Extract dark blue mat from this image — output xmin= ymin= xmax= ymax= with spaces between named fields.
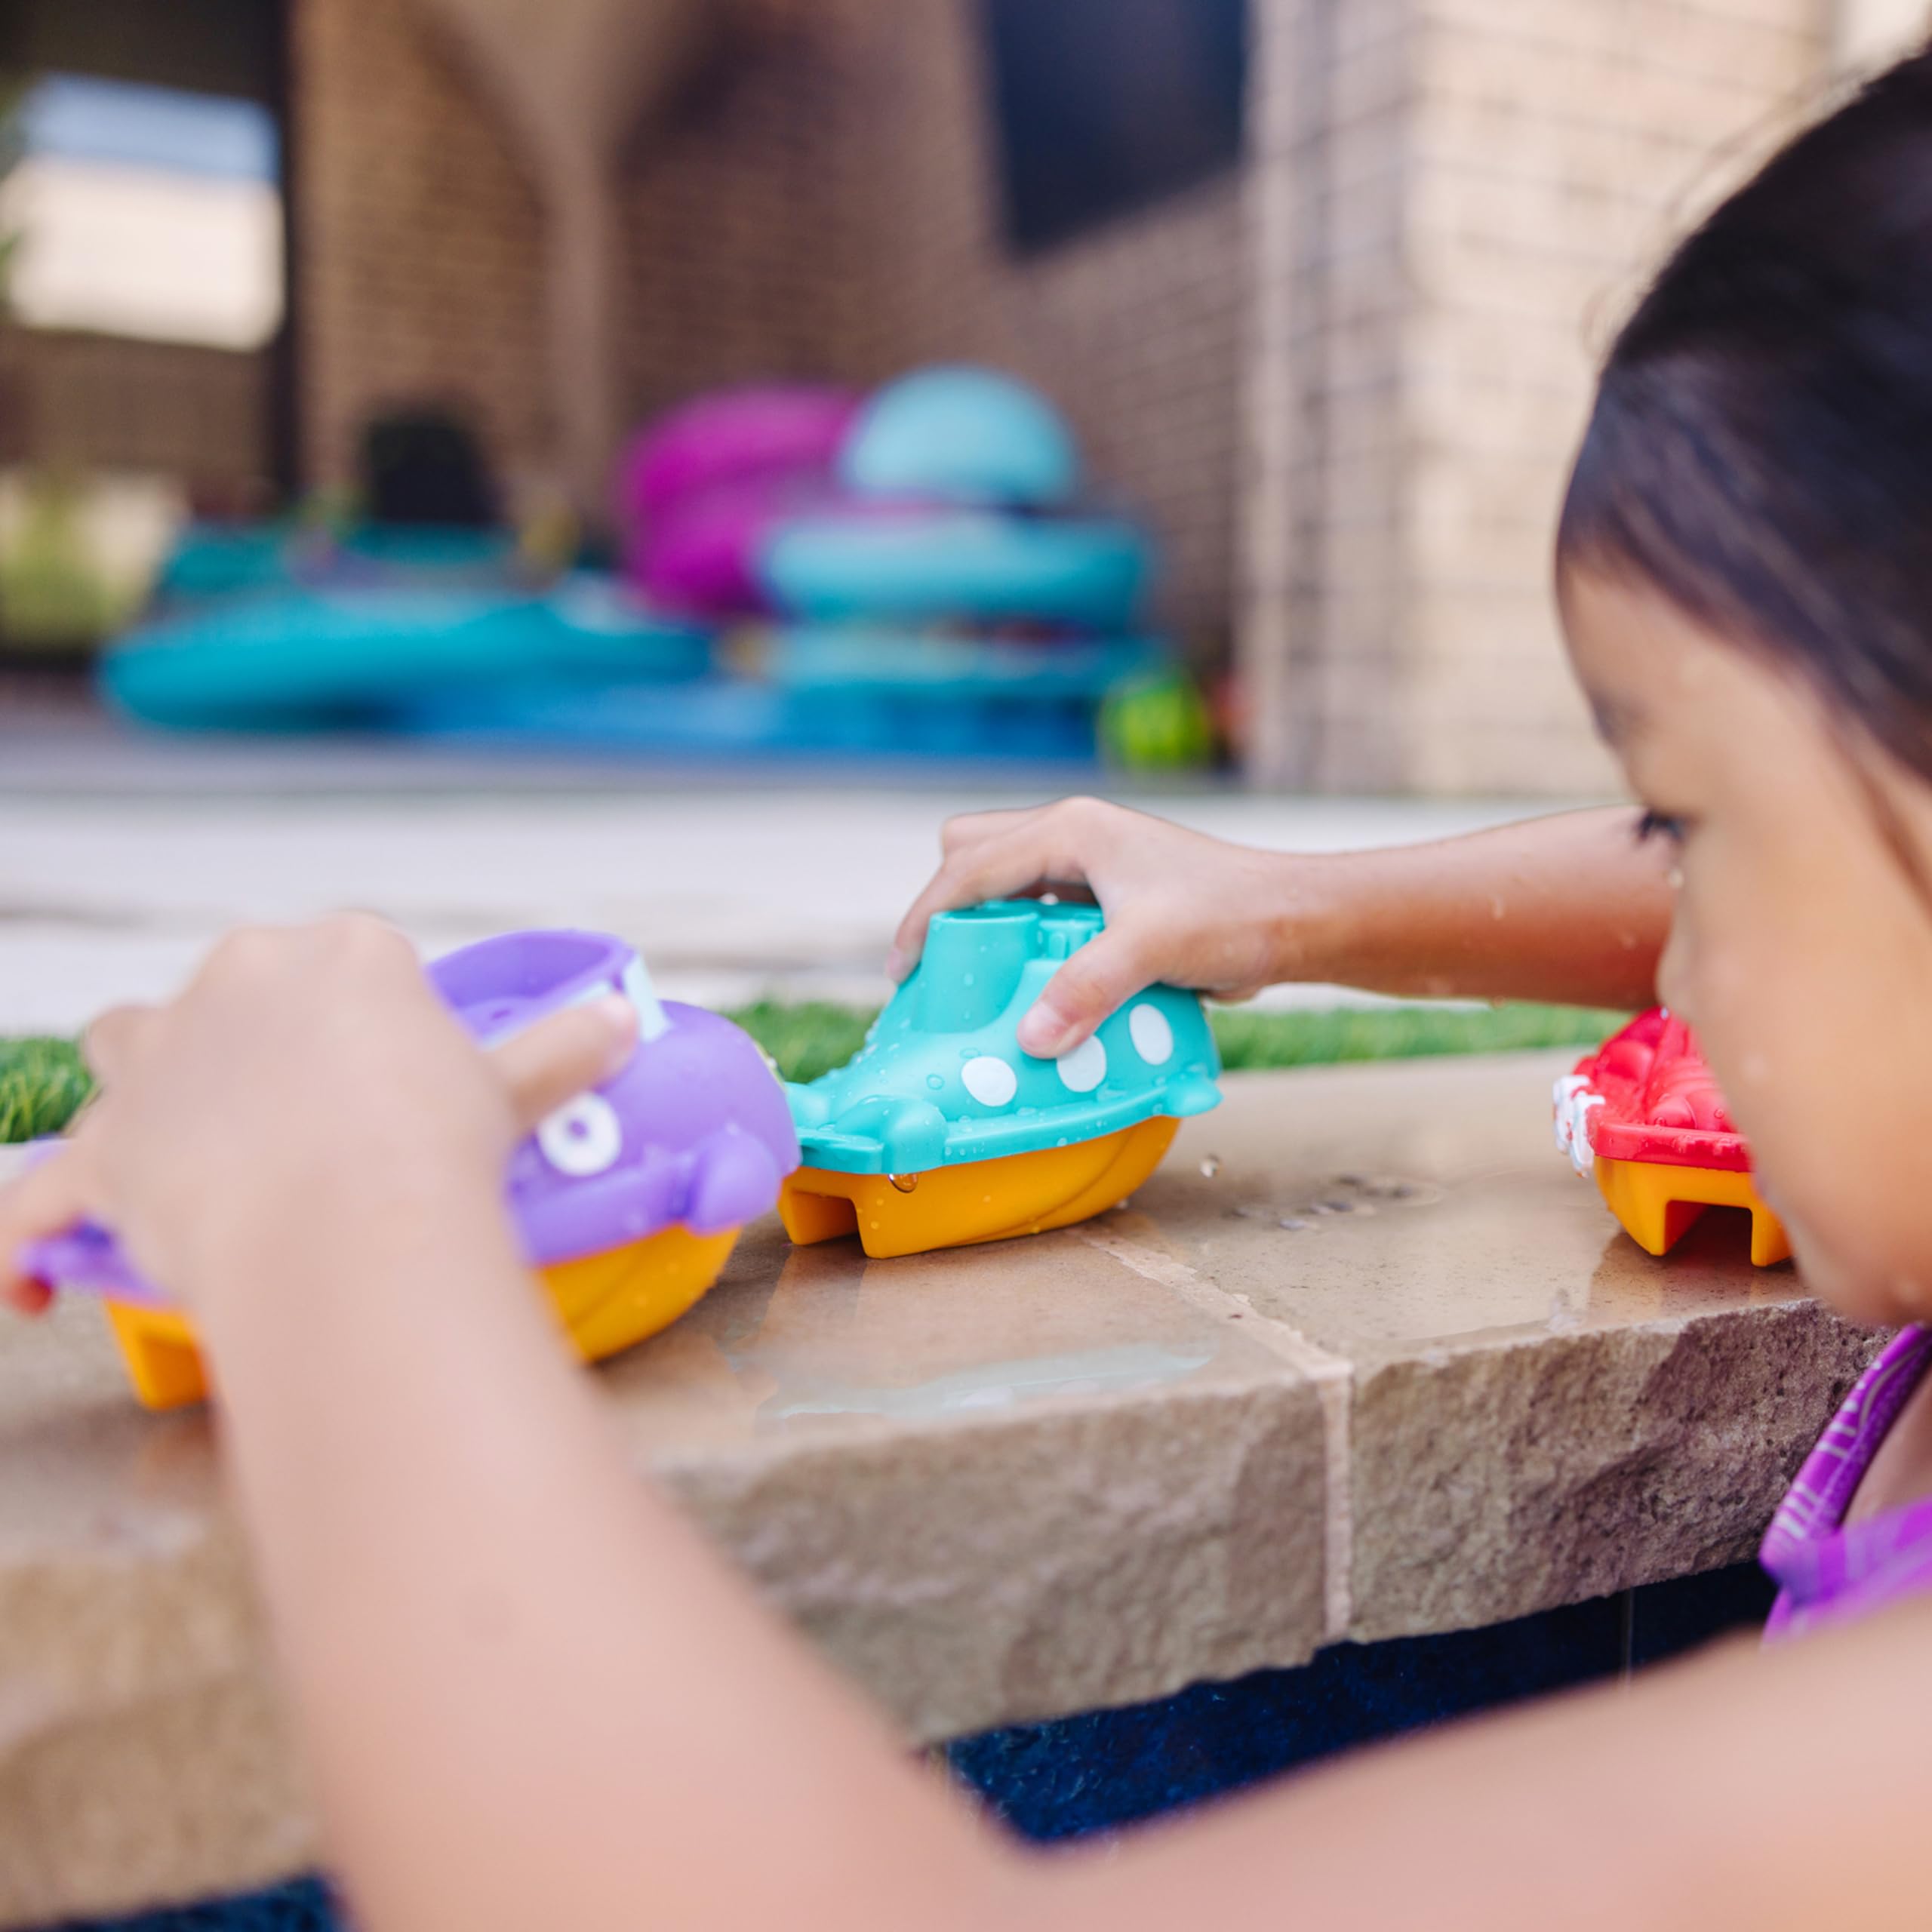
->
xmin=947 ymin=1562 xmax=1774 ymax=1840
xmin=63 ymin=1564 xmax=1773 ymax=1924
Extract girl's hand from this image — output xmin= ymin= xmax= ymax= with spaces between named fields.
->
xmin=0 ymin=916 xmax=637 ymax=1321
xmin=888 ymin=800 xmax=1679 ymax=1054
xmin=887 ymin=798 xmax=1299 ymax=1057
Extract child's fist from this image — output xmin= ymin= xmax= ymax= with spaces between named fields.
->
xmin=888 ymin=798 xmax=1294 ymax=1057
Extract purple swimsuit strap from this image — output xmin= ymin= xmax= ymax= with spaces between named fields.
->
xmin=1761 ymin=1324 xmax=1932 ymax=1639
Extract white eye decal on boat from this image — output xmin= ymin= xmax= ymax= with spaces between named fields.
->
xmin=537 ymin=1093 xmax=624 ymax=1177
xmin=1056 ymin=1035 xmax=1106 ymax=1094
xmin=1128 ymin=1003 xmax=1174 ymax=1066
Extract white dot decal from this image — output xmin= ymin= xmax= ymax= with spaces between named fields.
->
xmin=1128 ymin=1003 xmax=1174 ymax=1066
xmin=537 ymin=1093 xmax=623 ymax=1177
xmin=961 ymin=1055 xmax=1019 ymax=1107
xmin=1056 ymin=1035 xmax=1106 ymax=1094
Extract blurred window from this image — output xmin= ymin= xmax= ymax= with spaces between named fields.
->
xmin=2 ymin=73 xmax=282 ymax=349
xmin=980 ymin=0 xmax=1246 ymax=253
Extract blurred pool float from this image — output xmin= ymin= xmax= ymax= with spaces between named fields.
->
xmin=760 ymin=510 xmax=1152 ymax=630
xmin=101 ymin=575 xmax=710 ymax=731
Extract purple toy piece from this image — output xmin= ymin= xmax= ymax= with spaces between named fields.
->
xmin=18 ymin=931 xmax=800 ymax=1305
xmin=617 ymin=386 xmax=860 ymax=531
xmin=627 ymin=476 xmax=814 ymax=617
xmin=18 ymin=1213 xmax=171 ymax=1309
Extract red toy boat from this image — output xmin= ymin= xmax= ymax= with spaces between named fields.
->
xmin=1555 ymin=1008 xmax=1789 ymax=1266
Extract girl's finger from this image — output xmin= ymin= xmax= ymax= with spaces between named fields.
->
xmin=493 ymin=995 xmax=639 ymax=1134
xmin=1014 ymin=924 xmax=1157 ymax=1059
xmin=938 ymin=807 xmax=1038 ymax=856
xmin=887 ymin=829 xmax=1091 ymax=983
xmin=83 ymin=1004 xmax=160 ymax=1084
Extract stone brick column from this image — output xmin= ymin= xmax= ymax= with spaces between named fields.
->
xmin=1241 ymin=0 xmax=1830 ymax=795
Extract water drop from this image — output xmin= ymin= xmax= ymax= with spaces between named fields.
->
xmin=1200 ymin=1155 xmax=1223 ymax=1178
xmin=888 ymin=1174 xmax=919 ymax=1193
xmin=926 ymin=1074 xmax=945 ymax=1091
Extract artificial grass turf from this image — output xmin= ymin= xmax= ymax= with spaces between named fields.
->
xmin=0 ymin=1003 xmax=1624 ymax=1146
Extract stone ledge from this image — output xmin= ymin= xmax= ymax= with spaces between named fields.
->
xmin=0 ymin=1053 xmax=1881 ymax=1923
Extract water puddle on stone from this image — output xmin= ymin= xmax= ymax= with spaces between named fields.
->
xmin=753 ymin=1341 xmax=1217 ymax=1426
xmin=1223 ymin=1170 xmax=1447 ymax=1232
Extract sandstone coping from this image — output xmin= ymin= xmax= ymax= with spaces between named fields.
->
xmin=0 ymin=1053 xmax=1880 ymax=1925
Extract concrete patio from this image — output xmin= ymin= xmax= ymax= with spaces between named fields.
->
xmin=0 ymin=698 xmax=1558 ymax=1034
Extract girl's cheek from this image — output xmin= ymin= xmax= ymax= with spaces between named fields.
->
xmin=1655 ymin=918 xmax=1694 ymax=1023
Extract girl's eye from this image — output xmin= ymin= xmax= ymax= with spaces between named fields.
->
xmin=1635 ymin=808 xmax=1687 ymax=845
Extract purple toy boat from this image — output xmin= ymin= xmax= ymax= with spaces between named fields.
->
xmin=20 ymin=931 xmax=799 ymax=1410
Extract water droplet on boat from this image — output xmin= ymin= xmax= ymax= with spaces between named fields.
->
xmin=926 ymin=1074 xmax=945 ymax=1090
xmin=1200 ymin=1155 xmax=1223 ymax=1178
xmin=888 ymin=1174 xmax=919 ymax=1193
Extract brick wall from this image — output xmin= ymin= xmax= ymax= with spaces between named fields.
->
xmin=1401 ymin=0 xmax=1826 ymax=795
xmin=613 ymin=0 xmax=1247 ymax=641
xmin=288 ymin=0 xmax=1860 ymax=792
xmin=812 ymin=0 xmax=1246 ymax=644
xmin=0 ymin=329 xmax=271 ymax=509
xmin=1243 ymin=0 xmax=1830 ymax=794
xmin=292 ymin=0 xmax=549 ymax=503
xmin=294 ymin=0 xmax=1244 ymax=635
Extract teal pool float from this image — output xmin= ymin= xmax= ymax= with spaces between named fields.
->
xmin=760 ymin=512 xmax=1153 ymax=630
xmin=103 ymin=576 xmax=709 ymax=731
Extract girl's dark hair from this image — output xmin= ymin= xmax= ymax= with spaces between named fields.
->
xmin=1561 ymin=49 xmax=1932 ymax=780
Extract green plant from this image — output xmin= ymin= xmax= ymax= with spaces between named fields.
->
xmin=0 ymin=75 xmax=24 ymax=312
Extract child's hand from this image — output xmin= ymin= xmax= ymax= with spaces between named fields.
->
xmin=888 ymin=798 xmax=1294 ymax=1057
xmin=0 ymin=916 xmax=636 ymax=1319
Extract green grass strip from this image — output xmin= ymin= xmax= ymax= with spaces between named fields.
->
xmin=724 ymin=1001 xmax=878 ymax=1087
xmin=0 ymin=1002 xmax=1625 ymax=1146
xmin=1204 ymin=1001 xmax=1625 ymax=1072
xmin=0 ymin=1038 xmax=93 ymax=1146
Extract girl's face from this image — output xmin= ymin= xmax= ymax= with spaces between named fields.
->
xmin=1561 ymin=566 xmax=1932 ymax=1324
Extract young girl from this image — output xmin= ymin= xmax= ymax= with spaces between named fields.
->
xmin=11 ymin=50 xmax=1932 ymax=1932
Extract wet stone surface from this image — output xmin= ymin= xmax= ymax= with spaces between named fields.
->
xmin=0 ymin=1052 xmax=1882 ymax=1924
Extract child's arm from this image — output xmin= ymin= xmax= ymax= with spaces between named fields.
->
xmin=0 ymin=921 xmax=1018 ymax=1932
xmin=889 ymin=801 xmax=1674 ymax=1057
xmin=10 ymin=918 xmax=1926 ymax=1932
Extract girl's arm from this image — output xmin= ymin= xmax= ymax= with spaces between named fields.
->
xmin=191 ymin=1182 xmax=1932 ymax=1932
xmin=889 ymin=801 xmax=1675 ymax=1057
